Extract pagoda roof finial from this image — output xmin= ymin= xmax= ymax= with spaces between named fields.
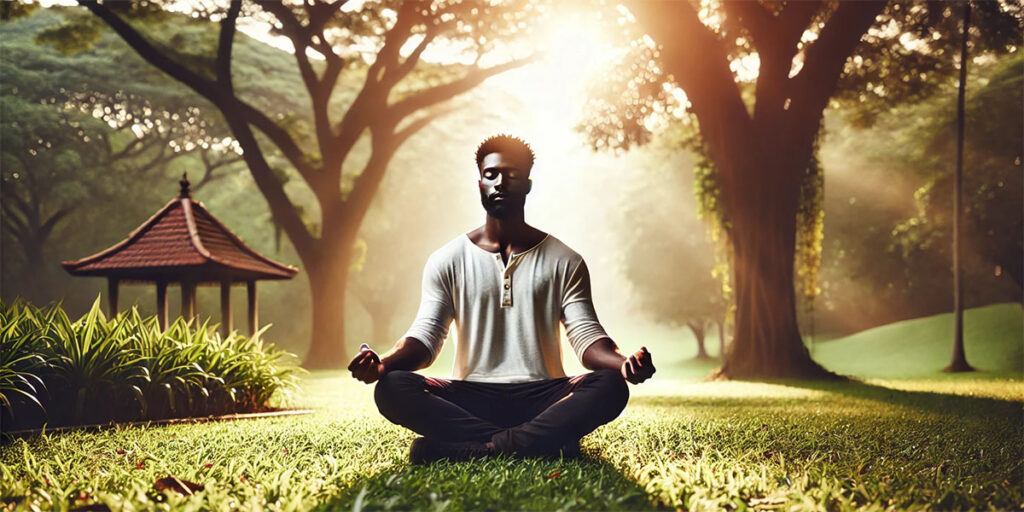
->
xmin=179 ymin=173 xmax=191 ymax=198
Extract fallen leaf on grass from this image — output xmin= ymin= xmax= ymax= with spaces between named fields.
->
xmin=749 ymin=496 xmax=786 ymax=508
xmin=136 ymin=461 xmax=145 ymax=470
xmin=546 ymin=471 xmax=562 ymax=479
xmin=70 ymin=504 xmax=111 ymax=512
xmin=203 ymin=463 xmax=212 ymax=469
xmin=153 ymin=475 xmax=204 ymax=496
xmin=116 ymin=449 xmax=125 ymax=455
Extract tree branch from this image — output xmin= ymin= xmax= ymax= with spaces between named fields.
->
xmin=388 ymin=56 xmax=536 ymax=124
xmin=723 ymin=1 xmax=774 ymax=47
xmin=789 ymin=1 xmax=887 ymax=145
xmin=384 ymin=27 xmax=442 ymax=84
xmin=39 ymin=205 xmax=75 ymax=241
xmin=261 ymin=1 xmax=338 ymax=161
xmin=221 ymin=111 xmax=317 ymax=260
xmin=344 ymin=104 xmax=454 ymax=225
xmin=216 ymin=0 xmax=241 ymax=94
xmin=0 ymin=198 xmax=30 ymax=241
xmin=331 ymin=1 xmax=420 ymax=161
xmin=626 ymin=0 xmax=752 ymax=185
xmin=80 ymin=0 xmax=318 ymax=182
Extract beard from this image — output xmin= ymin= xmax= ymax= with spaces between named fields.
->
xmin=480 ymin=191 xmax=524 ymax=219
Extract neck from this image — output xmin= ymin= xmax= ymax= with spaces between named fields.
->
xmin=483 ymin=210 xmax=528 ymax=245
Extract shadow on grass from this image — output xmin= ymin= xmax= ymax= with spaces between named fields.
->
xmin=313 ymin=452 xmax=663 ymax=511
xmin=631 ymin=378 xmax=1021 ymax=419
xmin=779 ymin=378 xmax=1023 ymax=418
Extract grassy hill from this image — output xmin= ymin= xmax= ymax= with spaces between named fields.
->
xmin=812 ymin=302 xmax=1023 ymax=379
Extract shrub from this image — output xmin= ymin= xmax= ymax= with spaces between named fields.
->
xmin=0 ymin=297 xmax=302 ymax=431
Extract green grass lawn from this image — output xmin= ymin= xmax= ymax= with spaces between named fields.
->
xmin=2 ymin=305 xmax=1022 ymax=510
xmin=811 ymin=303 xmax=1023 ymax=379
xmin=2 ymin=372 xmax=1022 ymax=511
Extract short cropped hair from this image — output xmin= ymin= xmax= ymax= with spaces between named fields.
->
xmin=475 ymin=134 xmax=535 ymax=171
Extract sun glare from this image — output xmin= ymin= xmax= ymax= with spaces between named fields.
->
xmin=482 ymin=13 xmax=620 ymax=183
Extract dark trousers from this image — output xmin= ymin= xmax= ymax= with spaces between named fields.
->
xmin=374 ymin=369 xmax=629 ymax=456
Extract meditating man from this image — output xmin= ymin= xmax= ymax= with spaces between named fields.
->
xmin=348 ymin=134 xmax=655 ymax=464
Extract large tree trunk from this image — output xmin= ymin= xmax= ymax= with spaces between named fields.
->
xmin=303 ymin=232 xmax=356 ymax=369
xmin=719 ymin=156 xmax=836 ymax=379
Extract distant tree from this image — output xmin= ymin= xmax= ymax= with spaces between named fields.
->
xmin=809 ymin=49 xmax=1021 ymax=338
xmin=1 ymin=14 xmax=243 ymax=305
xmin=583 ymin=0 xmax=1020 ymax=378
xmin=616 ymin=143 xmax=728 ymax=360
xmin=43 ymin=0 xmax=540 ymax=368
xmin=890 ymin=53 xmax=1023 ymax=297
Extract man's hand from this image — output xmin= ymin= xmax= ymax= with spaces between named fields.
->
xmin=620 ymin=346 xmax=655 ymax=384
xmin=348 ymin=343 xmax=384 ymax=384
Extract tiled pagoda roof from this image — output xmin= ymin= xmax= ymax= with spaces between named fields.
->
xmin=62 ymin=176 xmax=298 ymax=283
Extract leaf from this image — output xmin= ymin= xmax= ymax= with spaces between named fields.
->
xmin=153 ymin=475 xmax=204 ymax=496
xmin=546 ymin=471 xmax=561 ymax=479
xmin=69 ymin=504 xmax=111 ymax=512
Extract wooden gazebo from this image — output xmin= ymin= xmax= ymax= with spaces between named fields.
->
xmin=62 ymin=175 xmax=298 ymax=335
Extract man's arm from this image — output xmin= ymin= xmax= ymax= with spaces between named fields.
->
xmin=348 ymin=337 xmax=433 ymax=384
xmin=562 ymin=260 xmax=655 ymax=384
xmin=582 ymin=338 xmax=655 ymax=384
xmin=349 ymin=254 xmax=452 ymax=384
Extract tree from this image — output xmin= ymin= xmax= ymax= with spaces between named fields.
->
xmin=2 ymin=12 xmax=243 ymax=305
xmin=48 ymin=1 xmax=539 ymax=367
xmin=583 ymin=0 xmax=1020 ymax=378
xmin=615 ymin=140 xmax=728 ymax=360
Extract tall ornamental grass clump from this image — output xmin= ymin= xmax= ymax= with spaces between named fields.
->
xmin=0 ymin=297 xmax=301 ymax=431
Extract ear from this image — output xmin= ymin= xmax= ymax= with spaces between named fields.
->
xmin=525 ymin=178 xmax=533 ymax=194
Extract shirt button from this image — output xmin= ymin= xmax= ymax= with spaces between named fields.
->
xmin=504 ymin=284 xmax=510 ymax=289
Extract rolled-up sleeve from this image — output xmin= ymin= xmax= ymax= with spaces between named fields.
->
xmin=562 ymin=260 xmax=609 ymax=361
xmin=402 ymin=257 xmax=454 ymax=361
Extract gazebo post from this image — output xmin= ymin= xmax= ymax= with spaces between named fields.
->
xmin=181 ymin=281 xmax=196 ymax=322
xmin=156 ymin=281 xmax=168 ymax=330
xmin=107 ymin=277 xmax=119 ymax=318
xmin=247 ymin=280 xmax=258 ymax=335
xmin=220 ymin=280 xmax=232 ymax=337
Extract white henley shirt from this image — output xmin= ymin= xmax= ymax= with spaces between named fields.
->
xmin=403 ymin=233 xmax=610 ymax=383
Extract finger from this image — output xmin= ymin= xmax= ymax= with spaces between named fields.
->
xmin=360 ymin=343 xmax=371 ymax=352
xmin=350 ymin=354 xmax=374 ymax=378
xmin=347 ymin=351 xmax=368 ymax=372
xmin=355 ymin=365 xmax=374 ymax=382
xmin=629 ymin=354 xmax=639 ymax=370
xmin=354 ymin=351 xmax=371 ymax=368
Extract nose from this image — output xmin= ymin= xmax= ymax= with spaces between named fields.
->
xmin=493 ymin=172 xmax=504 ymax=190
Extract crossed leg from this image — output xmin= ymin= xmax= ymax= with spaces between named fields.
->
xmin=374 ymin=369 xmax=629 ymax=457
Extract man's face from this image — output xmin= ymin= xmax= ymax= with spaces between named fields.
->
xmin=478 ymin=151 xmax=531 ymax=219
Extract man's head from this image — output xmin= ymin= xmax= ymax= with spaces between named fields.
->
xmin=475 ymin=135 xmax=535 ymax=219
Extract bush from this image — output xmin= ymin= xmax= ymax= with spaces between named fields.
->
xmin=0 ymin=297 xmax=302 ymax=431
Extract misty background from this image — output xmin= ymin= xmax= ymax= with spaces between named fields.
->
xmin=2 ymin=7 xmax=1020 ymax=374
